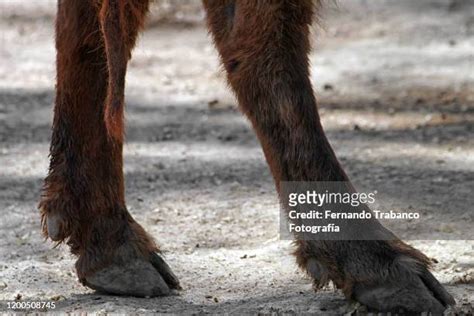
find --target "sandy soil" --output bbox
[0,0,473,314]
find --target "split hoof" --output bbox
[352,263,455,313]
[84,252,180,297]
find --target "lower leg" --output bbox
[204,0,454,312]
[39,0,178,296]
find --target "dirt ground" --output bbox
[0,0,473,314]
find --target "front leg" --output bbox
[39,0,179,296]
[203,0,455,312]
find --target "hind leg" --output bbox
[39,0,179,296]
[203,0,454,312]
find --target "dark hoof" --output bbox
[306,258,329,290]
[46,213,65,241]
[84,252,180,297]
[150,252,181,290]
[353,260,455,313]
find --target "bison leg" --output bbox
[203,0,454,312]
[39,0,179,296]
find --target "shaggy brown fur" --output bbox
[203,0,437,304]
[39,0,155,280]
[39,0,454,311]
